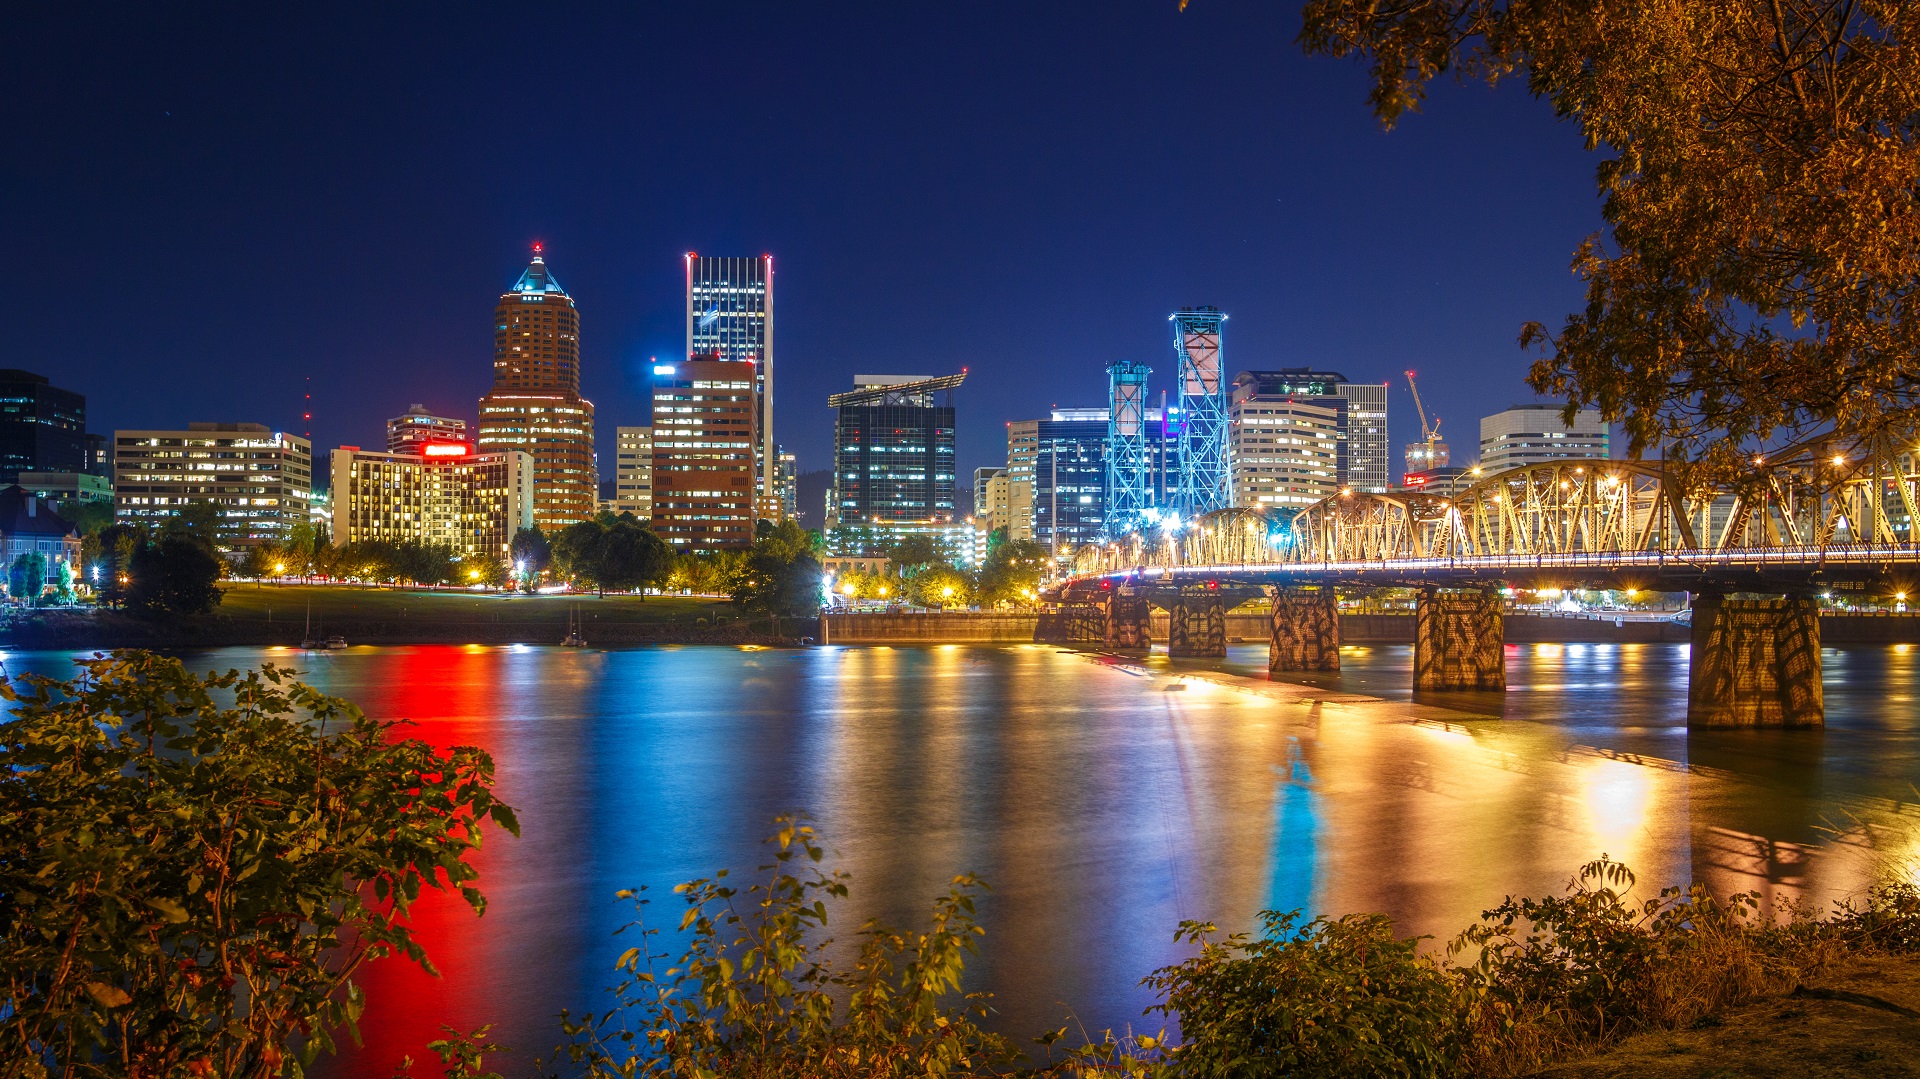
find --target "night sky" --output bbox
[8,2,1601,500]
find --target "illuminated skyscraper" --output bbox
[686,254,777,521]
[650,358,757,551]
[477,247,596,532]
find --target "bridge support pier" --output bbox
[1414,588,1506,690]
[1687,594,1823,727]
[1269,587,1340,672]
[1104,594,1152,653]
[1168,592,1227,658]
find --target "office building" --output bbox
[1227,387,1344,512]
[330,442,534,560]
[19,471,112,505]
[1479,404,1610,473]
[1008,409,1109,556]
[84,433,109,476]
[388,404,467,453]
[652,357,758,550]
[0,370,86,483]
[613,426,654,519]
[828,374,962,525]
[1400,465,1475,499]
[973,467,1003,519]
[777,448,797,521]
[686,254,777,519]
[476,248,596,532]
[113,423,312,547]
[1233,369,1388,493]
[826,373,964,558]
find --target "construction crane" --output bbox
[1403,370,1449,477]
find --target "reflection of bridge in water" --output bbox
[1053,448,1920,728]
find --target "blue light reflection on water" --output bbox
[5,642,1917,1077]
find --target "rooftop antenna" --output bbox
[303,376,312,441]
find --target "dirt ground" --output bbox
[1538,954,1920,1078]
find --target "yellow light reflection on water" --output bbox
[1580,756,1653,868]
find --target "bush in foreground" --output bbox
[0,651,518,1078]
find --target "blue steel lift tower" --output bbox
[1171,307,1229,516]
[1105,360,1153,536]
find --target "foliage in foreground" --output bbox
[0,651,518,1079]
[1298,0,1920,483]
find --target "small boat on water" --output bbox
[324,635,349,650]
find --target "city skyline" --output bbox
[10,3,1602,491]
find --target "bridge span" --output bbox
[1051,454,1920,729]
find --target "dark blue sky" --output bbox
[8,2,1600,490]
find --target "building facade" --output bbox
[19,471,112,504]
[330,443,534,560]
[686,254,778,520]
[0,369,86,483]
[651,357,758,551]
[1232,369,1388,493]
[613,426,654,519]
[828,374,961,527]
[112,423,312,547]
[1479,404,1610,473]
[1227,390,1344,512]
[1010,410,1109,556]
[388,404,467,453]
[476,249,596,532]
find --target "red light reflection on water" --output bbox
[333,647,512,1076]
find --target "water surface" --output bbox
[10,642,1918,1076]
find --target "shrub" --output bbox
[1144,911,1455,1079]
[0,652,518,1077]
[548,818,1023,1079]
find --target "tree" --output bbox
[127,536,225,617]
[9,552,45,603]
[976,539,1048,607]
[52,499,114,537]
[0,651,517,1077]
[1298,1,1920,484]
[907,564,974,609]
[161,500,225,551]
[92,523,142,607]
[456,553,509,588]
[509,526,552,582]
[883,533,940,574]
[552,513,671,596]
[732,519,824,617]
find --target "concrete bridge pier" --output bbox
[1414,587,1506,690]
[1687,594,1823,727]
[1168,590,1228,658]
[1104,593,1152,653]
[1269,587,1340,672]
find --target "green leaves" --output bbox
[0,650,517,1078]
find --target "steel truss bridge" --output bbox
[1063,438,1920,595]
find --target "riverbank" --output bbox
[1538,952,1920,1077]
[0,584,819,648]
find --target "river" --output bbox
[10,642,1919,1075]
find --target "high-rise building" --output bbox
[651,356,758,551]
[1233,369,1389,493]
[330,442,534,560]
[83,433,110,477]
[1227,388,1344,511]
[112,423,312,547]
[1479,404,1610,473]
[1019,409,1110,556]
[388,404,467,453]
[686,254,777,520]
[613,426,654,519]
[0,369,86,483]
[476,248,596,532]
[972,467,1002,519]
[777,448,797,522]
[828,374,962,525]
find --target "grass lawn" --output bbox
[216,583,737,625]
